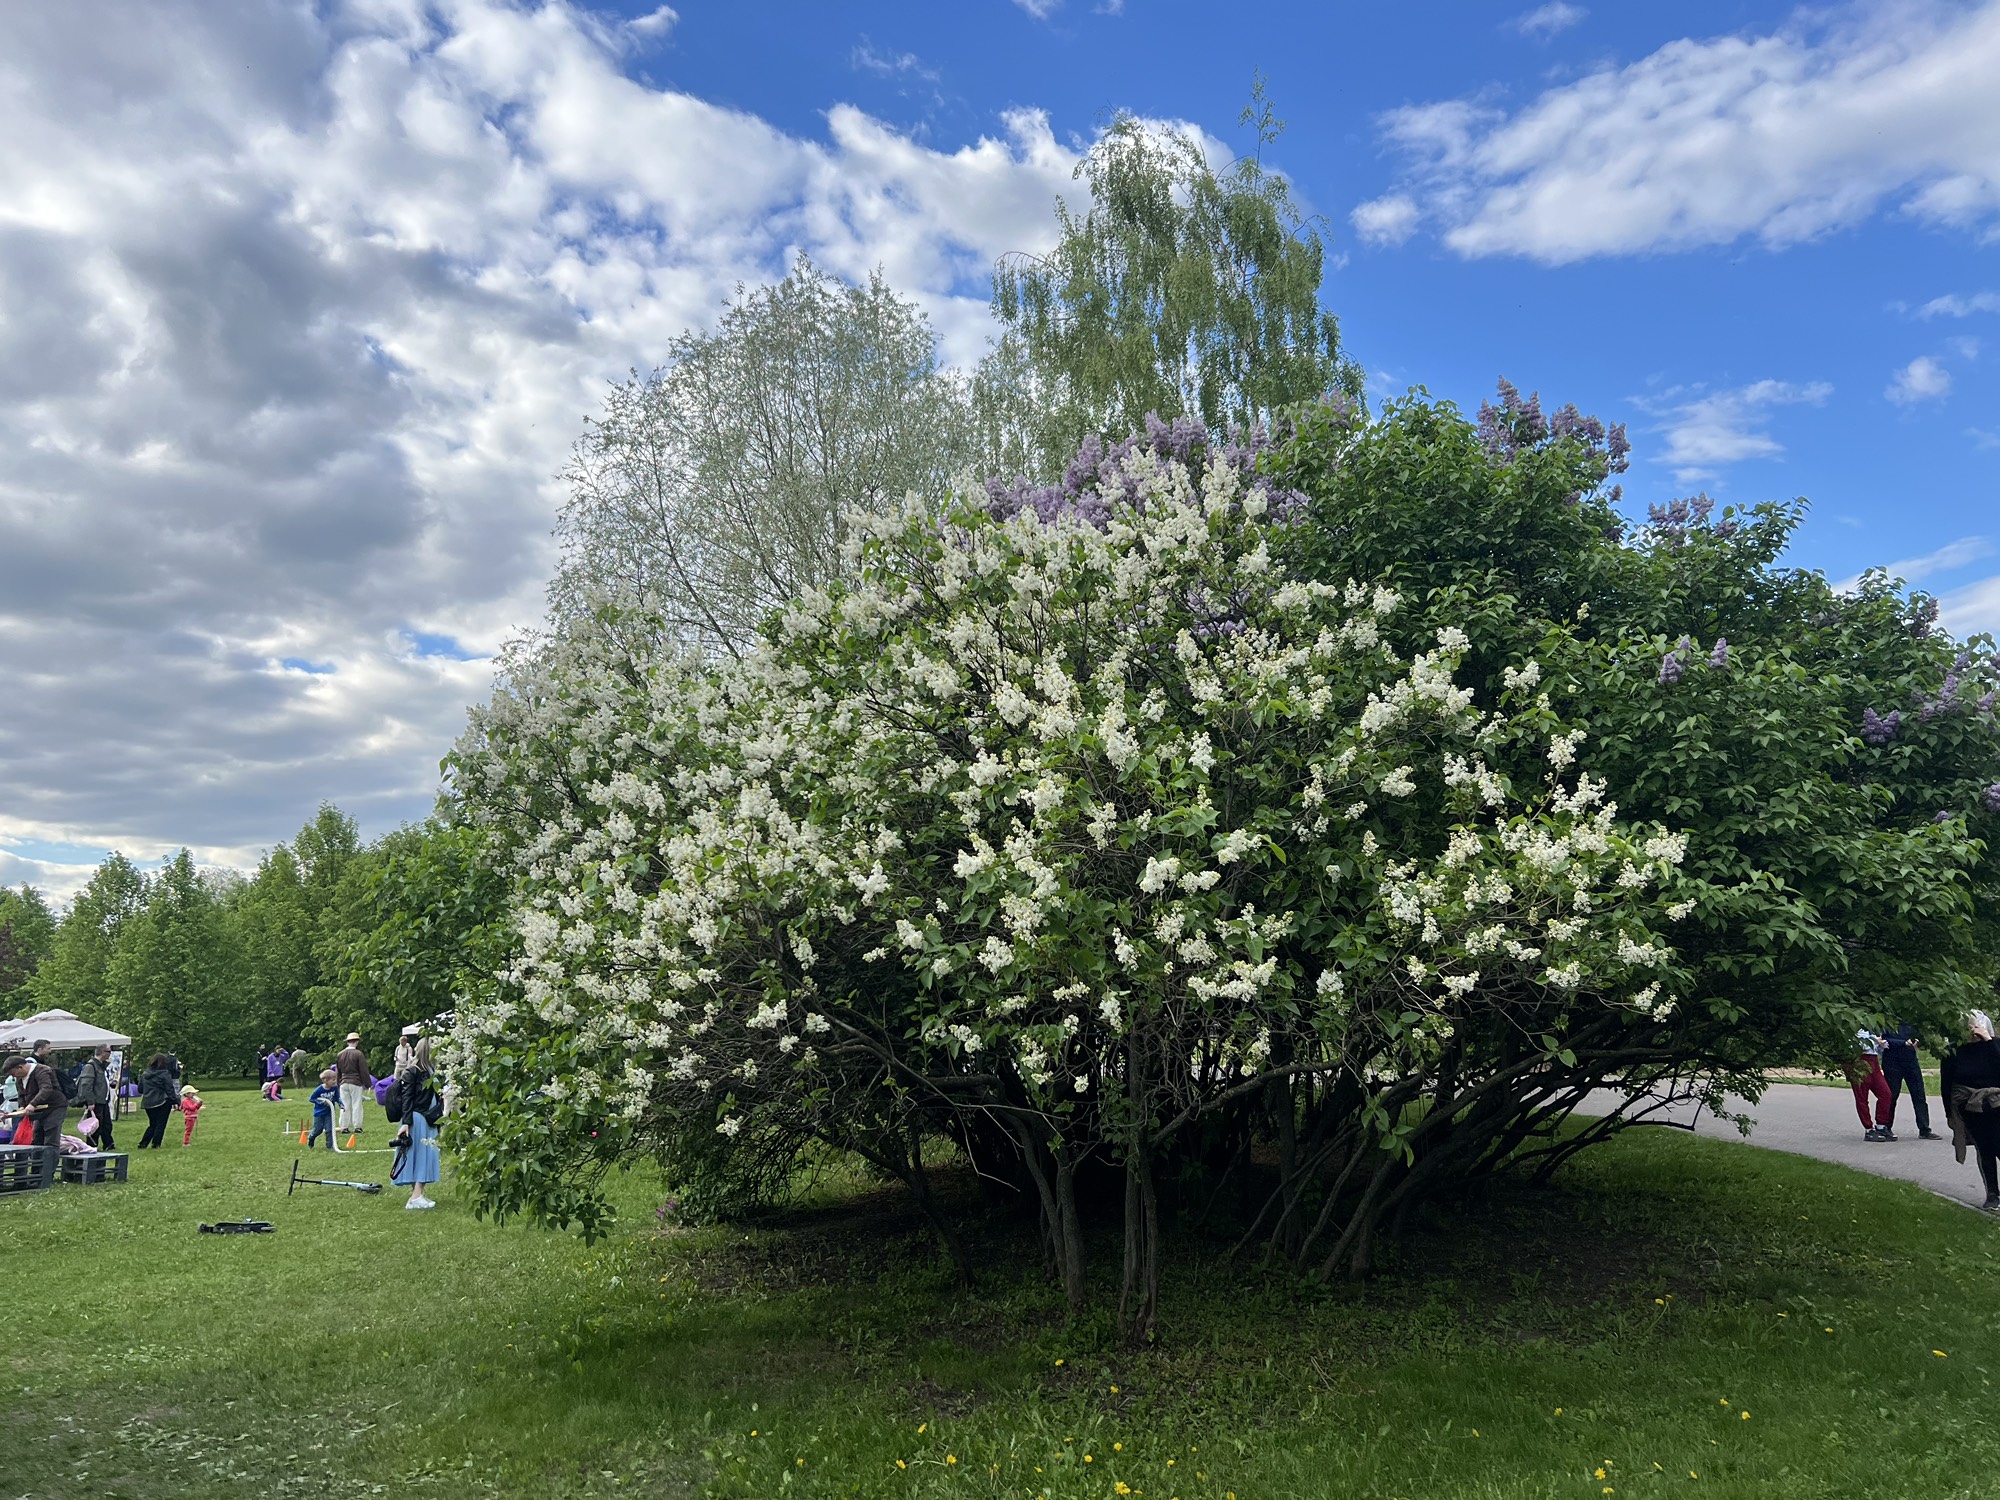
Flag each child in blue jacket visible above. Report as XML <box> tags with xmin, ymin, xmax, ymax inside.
<box><xmin>308</xmin><ymin>1069</ymin><xmax>339</xmax><ymax>1150</ymax></box>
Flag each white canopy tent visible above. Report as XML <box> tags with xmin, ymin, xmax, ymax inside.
<box><xmin>0</xmin><ymin>1009</ymin><xmax>133</xmax><ymax>1051</ymax></box>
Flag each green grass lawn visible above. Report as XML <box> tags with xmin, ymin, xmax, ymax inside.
<box><xmin>6</xmin><ymin>1081</ymin><xmax>1998</xmax><ymax>1500</ymax></box>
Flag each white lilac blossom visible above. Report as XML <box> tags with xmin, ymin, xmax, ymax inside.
<box><xmin>449</xmin><ymin>431</ymin><xmax>1698</xmax><ymax>1220</ymax></box>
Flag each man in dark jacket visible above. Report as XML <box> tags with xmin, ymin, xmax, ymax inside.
<box><xmin>4</xmin><ymin>1053</ymin><xmax>68</xmax><ymax>1152</ymax></box>
<box><xmin>1881</xmin><ymin>1023</ymin><xmax>1941</xmax><ymax>1140</ymax></box>
<box><xmin>75</xmin><ymin>1044</ymin><xmax>115</xmax><ymax>1150</ymax></box>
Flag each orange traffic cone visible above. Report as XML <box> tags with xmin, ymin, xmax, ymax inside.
<box><xmin>299</xmin><ymin>1128</ymin><xmax>309</xmax><ymax>1145</ymax></box>
<box><xmin>345</xmin><ymin>1134</ymin><xmax>357</xmax><ymax>1150</ymax></box>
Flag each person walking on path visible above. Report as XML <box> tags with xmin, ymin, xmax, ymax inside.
<box><xmin>334</xmin><ymin>1033</ymin><xmax>371</xmax><ymax>1135</ymax></box>
<box><xmin>136</xmin><ymin>1055</ymin><xmax>177</xmax><ymax>1148</ymax></box>
<box><xmin>1880</xmin><ymin>1022</ymin><xmax>1940</xmax><ymax>1140</ymax></box>
<box><xmin>1941</xmin><ymin>1009</ymin><xmax>2000</xmax><ymax>1213</ymax></box>
<box><xmin>178</xmin><ymin>1086</ymin><xmax>204</xmax><ymax>1146</ymax></box>
<box><xmin>75</xmin><ymin>1044</ymin><xmax>115</xmax><ymax>1150</ymax></box>
<box><xmin>3</xmin><ymin>1052</ymin><xmax>68</xmax><ymax>1157</ymax></box>
<box><xmin>1845</xmin><ymin>1030</ymin><xmax>1895</xmax><ymax>1142</ymax></box>
<box><xmin>390</xmin><ymin>1038</ymin><xmax>441</xmax><ymax>1210</ymax></box>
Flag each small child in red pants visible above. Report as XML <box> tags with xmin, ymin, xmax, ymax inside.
<box><xmin>1847</xmin><ymin>1031</ymin><xmax>1894</xmax><ymax>1142</ymax></box>
<box><xmin>179</xmin><ymin>1085</ymin><xmax>204</xmax><ymax>1146</ymax></box>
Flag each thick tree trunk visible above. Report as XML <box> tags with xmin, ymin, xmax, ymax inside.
<box><xmin>1118</xmin><ymin>1153</ymin><xmax>1161</xmax><ymax>1344</ymax></box>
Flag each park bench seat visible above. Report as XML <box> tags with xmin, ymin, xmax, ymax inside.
<box><xmin>59</xmin><ymin>1152</ymin><xmax>129</xmax><ymax>1185</ymax></box>
<box><xmin>0</xmin><ymin>1144</ymin><xmax>57</xmax><ymax>1192</ymax></box>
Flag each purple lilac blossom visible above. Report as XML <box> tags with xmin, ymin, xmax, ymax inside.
<box><xmin>984</xmin><ymin>408</ymin><xmax>1321</xmax><ymax>531</ymax></box>
<box><xmin>1934</xmin><ymin>810</ymin><xmax>1955</xmax><ymax>825</ymax></box>
<box><xmin>1860</xmin><ymin>708</ymin><xmax>1902</xmax><ymax>746</ymax></box>
<box><xmin>1476</xmin><ymin>381</ymin><xmax>1630</xmax><ymax>479</ymax></box>
<box><xmin>1708</xmin><ymin>637</ymin><xmax>1729</xmax><ymax>669</ymax></box>
<box><xmin>1984</xmin><ymin>783</ymin><xmax>2000</xmax><ymax>813</ymax></box>
<box><xmin>1646</xmin><ymin>495</ymin><xmax>1716</xmax><ymax>543</ymax></box>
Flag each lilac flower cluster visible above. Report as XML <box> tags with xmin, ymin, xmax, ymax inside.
<box><xmin>1985</xmin><ymin>783</ymin><xmax>2000</xmax><ymax>814</ymax></box>
<box><xmin>1658</xmin><ymin>635</ymin><xmax>1726</xmax><ymax>686</ymax></box>
<box><xmin>1860</xmin><ymin>708</ymin><xmax>1902</xmax><ymax>746</ymax></box>
<box><xmin>1475</xmin><ymin>378</ymin><xmax>1630</xmax><ymax>474</ymax></box>
<box><xmin>984</xmin><ymin>408</ymin><xmax>1325</xmax><ymax>530</ymax></box>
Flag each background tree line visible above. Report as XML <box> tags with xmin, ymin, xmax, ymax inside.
<box><xmin>0</xmin><ymin>807</ymin><xmax>505</xmax><ymax>1074</ymax></box>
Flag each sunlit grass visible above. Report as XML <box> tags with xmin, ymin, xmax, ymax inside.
<box><xmin>5</xmin><ymin>1080</ymin><xmax>1996</xmax><ymax>1498</ymax></box>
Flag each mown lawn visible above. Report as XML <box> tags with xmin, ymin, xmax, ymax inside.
<box><xmin>5</xmin><ymin>1080</ymin><xmax>1997</xmax><ymax>1500</ymax></box>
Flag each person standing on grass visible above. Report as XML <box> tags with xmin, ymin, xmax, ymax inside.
<box><xmin>262</xmin><ymin>1044</ymin><xmax>289</xmax><ymax>1100</ymax></box>
<box><xmin>136</xmin><ymin>1055</ymin><xmax>177</xmax><ymax>1148</ymax></box>
<box><xmin>334</xmin><ymin>1032</ymin><xmax>371</xmax><ymax>1135</ymax></box>
<box><xmin>76</xmin><ymin>1044</ymin><xmax>115</xmax><ymax>1150</ymax></box>
<box><xmin>1941</xmin><ymin>1009</ymin><xmax>2000</xmax><ymax>1213</ymax></box>
<box><xmin>1845</xmin><ymin>1030</ymin><xmax>1895</xmax><ymax>1142</ymax></box>
<box><xmin>3</xmin><ymin>1052</ymin><xmax>67</xmax><ymax>1154</ymax></box>
<box><xmin>308</xmin><ymin>1069</ymin><xmax>339</xmax><ymax>1150</ymax></box>
<box><xmin>1880</xmin><ymin>1022</ymin><xmax>1940</xmax><ymax>1140</ymax></box>
<box><xmin>390</xmin><ymin>1037</ymin><xmax>441</xmax><ymax>1210</ymax></box>
<box><xmin>178</xmin><ymin>1085</ymin><xmax>203</xmax><ymax>1146</ymax></box>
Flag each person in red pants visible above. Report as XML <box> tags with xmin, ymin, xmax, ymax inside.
<box><xmin>1846</xmin><ymin>1031</ymin><xmax>1895</xmax><ymax>1142</ymax></box>
<box><xmin>179</xmin><ymin>1086</ymin><xmax>204</xmax><ymax>1146</ymax></box>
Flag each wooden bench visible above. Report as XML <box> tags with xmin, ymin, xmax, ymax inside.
<box><xmin>0</xmin><ymin>1144</ymin><xmax>57</xmax><ymax>1193</ymax></box>
<box><xmin>59</xmin><ymin>1152</ymin><xmax>129</xmax><ymax>1185</ymax></box>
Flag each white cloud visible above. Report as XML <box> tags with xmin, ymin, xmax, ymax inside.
<box><xmin>1886</xmin><ymin>355</ymin><xmax>1952</xmax><ymax>404</ymax></box>
<box><xmin>1364</xmin><ymin>0</ymin><xmax>2000</xmax><ymax>262</ymax></box>
<box><xmin>1834</xmin><ymin>535</ymin><xmax>1992</xmax><ymax>593</ymax></box>
<box><xmin>1512</xmin><ymin>3</ymin><xmax>1587</xmax><ymax>40</ymax></box>
<box><xmin>1643</xmin><ymin>379</ymin><xmax>1832</xmax><ymax>481</ymax></box>
<box><xmin>1350</xmin><ymin>193</ymin><xmax>1421</xmax><ymax>247</ymax></box>
<box><xmin>1013</xmin><ymin>0</ymin><xmax>1062</xmax><ymax>16</ymax></box>
<box><xmin>1919</xmin><ymin>290</ymin><xmax>2000</xmax><ymax>318</ymax></box>
<box><xmin>626</xmin><ymin>6</ymin><xmax>677</xmax><ymax>39</ymax></box>
<box><xmin>852</xmin><ymin>41</ymin><xmax>940</xmax><ymax>82</ymax></box>
<box><xmin>1940</xmin><ymin>573</ymin><xmax>2000</xmax><ymax>638</ymax></box>
<box><xmin>0</xmin><ymin>0</ymin><xmax>1085</xmax><ymax>885</ymax></box>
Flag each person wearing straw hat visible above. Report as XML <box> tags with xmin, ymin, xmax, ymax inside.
<box><xmin>1941</xmin><ymin>1008</ymin><xmax>2000</xmax><ymax>1213</ymax></box>
<box><xmin>334</xmin><ymin>1032</ymin><xmax>372</xmax><ymax>1135</ymax></box>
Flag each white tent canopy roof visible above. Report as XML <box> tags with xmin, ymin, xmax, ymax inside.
<box><xmin>0</xmin><ymin>1009</ymin><xmax>134</xmax><ymax>1051</ymax></box>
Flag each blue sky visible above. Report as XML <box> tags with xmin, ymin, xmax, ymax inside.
<box><xmin>2</xmin><ymin>0</ymin><xmax>1997</xmax><ymax>897</ymax></box>
<box><xmin>631</xmin><ymin>0</ymin><xmax>1998</xmax><ymax>589</ymax></box>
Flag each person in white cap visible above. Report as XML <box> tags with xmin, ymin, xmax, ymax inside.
<box><xmin>1941</xmin><ymin>1008</ymin><xmax>2000</xmax><ymax>1212</ymax></box>
<box><xmin>394</xmin><ymin>1024</ymin><xmax>421</xmax><ymax>1077</ymax></box>
<box><xmin>334</xmin><ymin>1032</ymin><xmax>372</xmax><ymax>1134</ymax></box>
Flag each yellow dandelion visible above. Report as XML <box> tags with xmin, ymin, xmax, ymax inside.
<box><xmin>1740</xmin><ymin>1411</ymin><xmax>1751</xmax><ymax>1421</ymax></box>
<box><xmin>1603</xmin><ymin>1489</ymin><xmax>1615</xmax><ymax>1495</ymax></box>
<box><xmin>1116</xmin><ymin>1486</ymin><xmax>1133</xmax><ymax>1497</ymax></box>
<box><xmin>1472</xmin><ymin>1430</ymin><xmax>1480</xmax><ymax>1438</ymax></box>
<box><xmin>1168</xmin><ymin>1459</ymin><xmax>1177</xmax><ymax>1467</ymax></box>
<box><xmin>896</xmin><ymin>1460</ymin><xmax>907</xmax><ymax>1470</ymax></box>
<box><xmin>1595</xmin><ymin>1468</ymin><xmax>1607</xmax><ymax>1480</ymax></box>
<box><xmin>917</xmin><ymin>1424</ymin><xmax>927</xmax><ymax>1435</ymax></box>
<box><xmin>1114</xmin><ymin>1443</ymin><xmax>1123</xmax><ymax>1452</ymax></box>
<box><xmin>1084</xmin><ymin>1454</ymin><xmax>1094</xmax><ymax>1464</ymax></box>
<box><xmin>1933</xmin><ymin>1349</ymin><xmax>1947</xmax><ymax>1358</ymax></box>
<box><xmin>1654</xmin><ymin>1298</ymin><xmax>1665</xmax><ymax>1305</ymax></box>
<box><xmin>1691</xmin><ymin>1472</ymin><xmax>1699</xmax><ymax>1479</ymax></box>
<box><xmin>945</xmin><ymin>1454</ymin><xmax>957</xmax><ymax>1466</ymax></box>
<box><xmin>750</xmin><ymin>1430</ymin><xmax>759</xmax><ymax>1437</ymax></box>
<box><xmin>1555</xmin><ymin>1407</ymin><xmax>1564</xmax><ymax>1416</ymax></box>
<box><xmin>1054</xmin><ymin>1358</ymin><xmax>1065</xmax><ymax>1367</ymax></box>
<box><xmin>795</xmin><ymin>1459</ymin><xmax>804</xmax><ymax>1468</ymax></box>
<box><xmin>1717</xmin><ymin>1399</ymin><xmax>1728</xmax><ymax>1407</ymax></box>
<box><xmin>1111</xmin><ymin>1384</ymin><xmax>1121</xmax><ymax>1394</ymax></box>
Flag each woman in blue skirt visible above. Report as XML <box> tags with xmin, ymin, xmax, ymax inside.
<box><xmin>390</xmin><ymin>1037</ymin><xmax>441</xmax><ymax>1211</ymax></box>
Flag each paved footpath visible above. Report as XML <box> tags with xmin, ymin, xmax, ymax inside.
<box><xmin>1586</xmin><ymin>1082</ymin><xmax>1992</xmax><ymax>1212</ymax></box>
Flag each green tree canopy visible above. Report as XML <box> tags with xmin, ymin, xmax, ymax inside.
<box><xmin>0</xmin><ymin>884</ymin><xmax>56</xmax><ymax>1006</ymax></box>
<box><xmin>986</xmin><ymin>104</ymin><xmax>1363</xmax><ymax>479</ymax></box>
<box><xmin>31</xmin><ymin>852</ymin><xmax>146</xmax><ymax>1023</ymax></box>
<box><xmin>551</xmin><ymin>254</ymin><xmax>984</xmax><ymax>659</ymax></box>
